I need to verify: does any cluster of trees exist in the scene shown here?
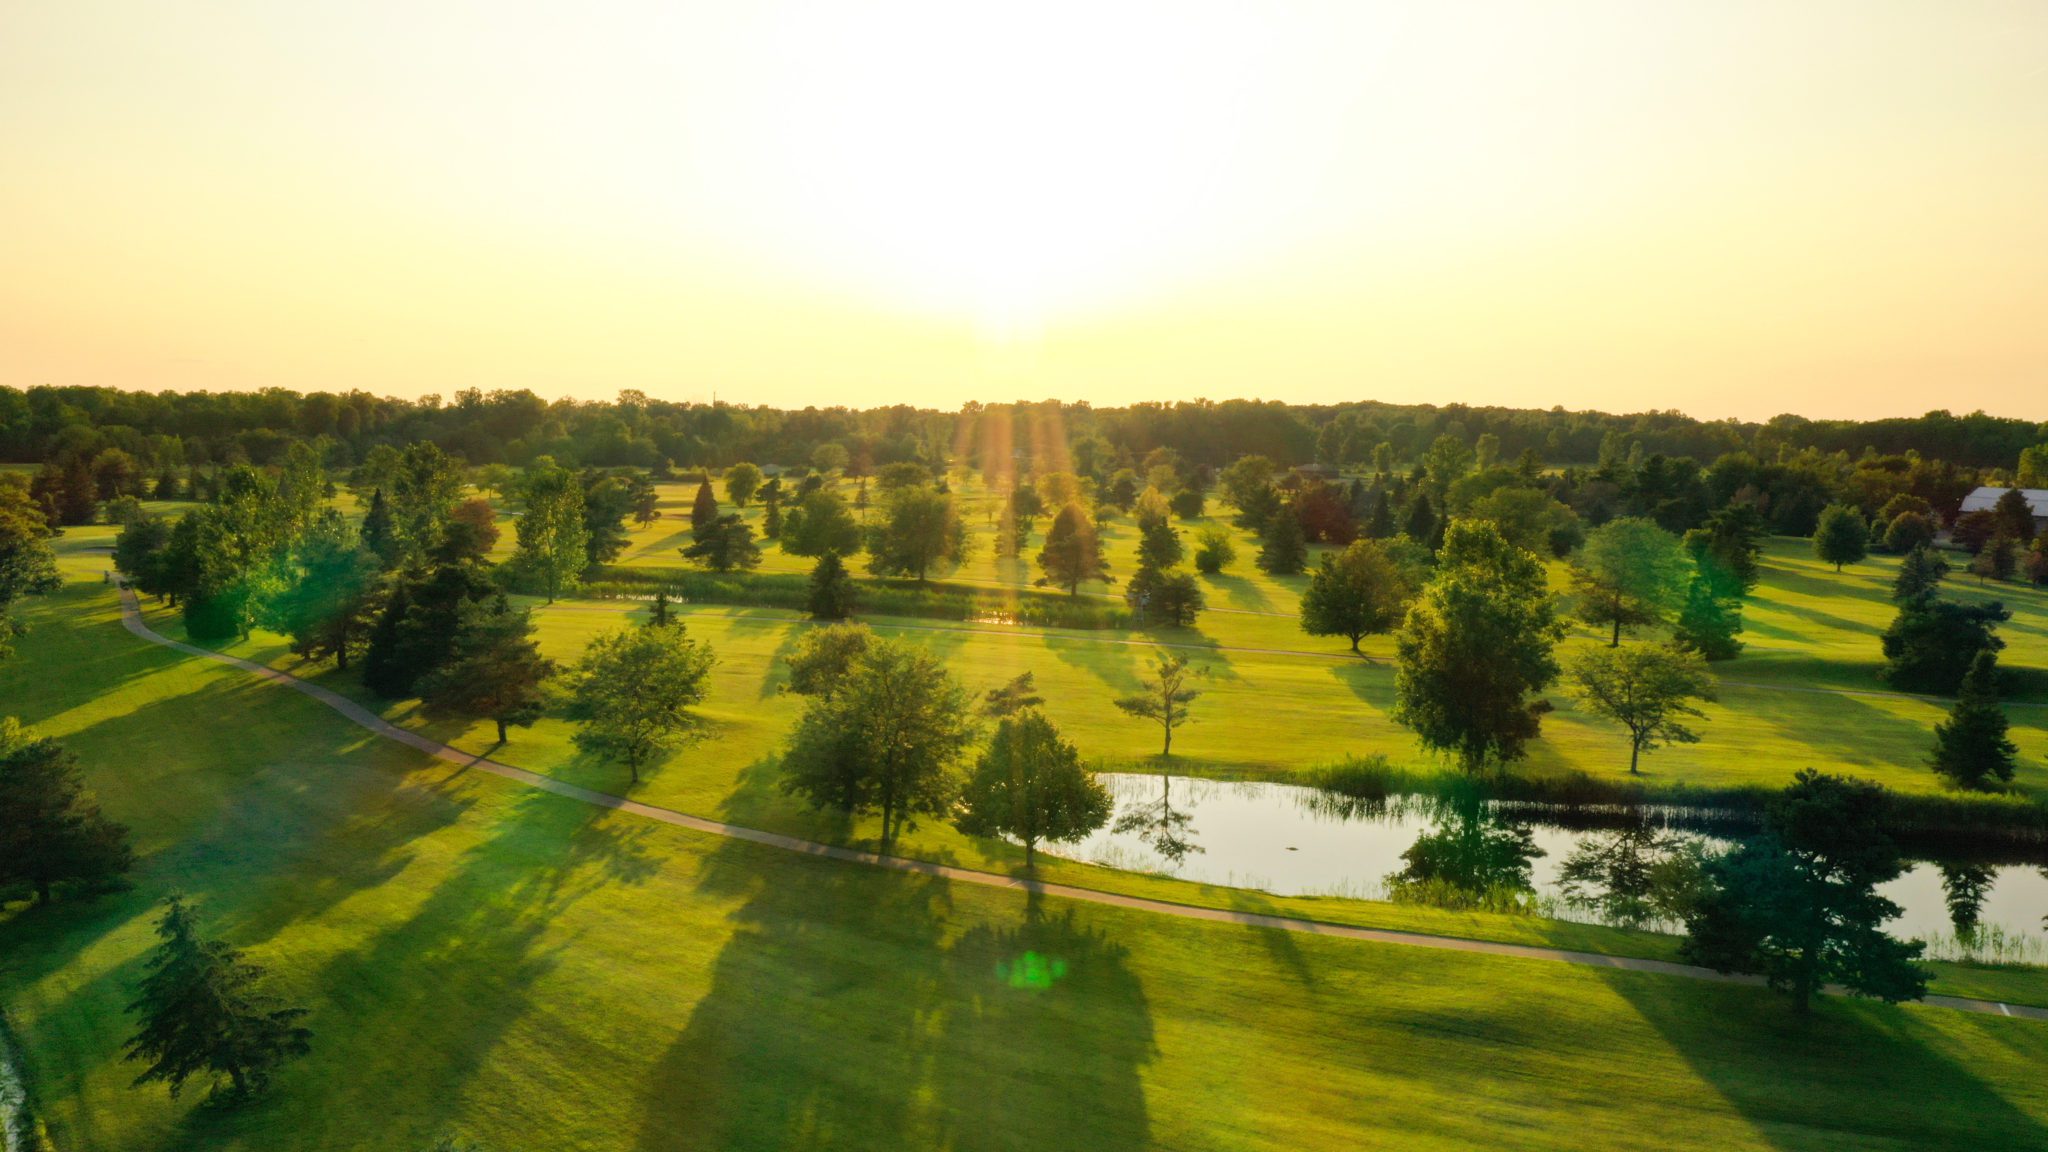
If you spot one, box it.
[776,626,1210,865]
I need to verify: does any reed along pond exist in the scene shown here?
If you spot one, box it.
[1043,773,2048,959]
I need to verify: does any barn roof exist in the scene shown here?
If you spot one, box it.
[1958,486,2048,515]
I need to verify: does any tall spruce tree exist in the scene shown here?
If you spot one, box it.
[0,722,133,903]
[125,896,312,1100]
[418,596,555,744]
[1256,507,1308,575]
[1928,651,2019,789]
[806,550,857,620]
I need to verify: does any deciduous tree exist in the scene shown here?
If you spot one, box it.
[956,711,1111,868]
[568,623,717,783]
[1570,518,1691,646]
[1393,521,1564,772]
[1114,652,1204,758]
[780,639,976,845]
[1566,643,1716,774]
[1812,503,1869,573]
[1299,538,1423,653]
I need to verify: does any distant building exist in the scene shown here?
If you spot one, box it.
[1289,463,1342,484]
[1958,486,2048,533]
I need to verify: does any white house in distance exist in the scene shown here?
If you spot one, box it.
[1958,486,2048,533]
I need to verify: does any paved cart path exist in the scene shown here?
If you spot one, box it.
[117,587,2047,1023]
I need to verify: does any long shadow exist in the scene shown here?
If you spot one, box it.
[640,842,1154,1151]
[1594,967,2048,1150]
[195,783,662,1148]
[638,837,952,1150]
[929,891,1155,1152]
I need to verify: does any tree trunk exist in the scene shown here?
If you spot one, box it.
[1024,838,1036,869]
[880,793,896,848]
[1611,618,1622,647]
[1162,723,1172,758]
[629,755,640,784]
[1350,635,1362,653]
[336,642,349,671]
[496,717,509,744]
[1629,740,1641,775]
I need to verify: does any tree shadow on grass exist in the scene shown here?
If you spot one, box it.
[1594,968,2048,1150]
[206,785,663,1149]
[1204,573,1278,614]
[642,843,1154,1152]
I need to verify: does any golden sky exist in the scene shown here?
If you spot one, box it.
[4,2,2045,421]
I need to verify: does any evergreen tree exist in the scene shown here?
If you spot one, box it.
[125,896,312,1100]
[1928,651,2019,790]
[1256,507,1308,575]
[806,551,858,620]
[360,487,399,569]
[1892,545,1949,605]
[1403,493,1437,551]
[0,722,132,903]
[1672,574,1744,661]
[762,494,783,539]
[1365,491,1397,540]
[1881,596,2008,695]
[682,513,762,572]
[1681,771,1926,1011]
[648,587,672,627]
[1992,487,2037,543]
[1812,503,1869,572]
[1683,504,1766,595]
[361,563,496,698]
[1136,517,1184,570]
[956,711,1112,868]
[1036,503,1109,593]
[690,479,719,536]
[418,596,555,744]
[981,671,1044,717]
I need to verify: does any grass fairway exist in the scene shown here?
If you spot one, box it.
[6,585,2048,1148]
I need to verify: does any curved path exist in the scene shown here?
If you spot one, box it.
[117,587,2048,1022]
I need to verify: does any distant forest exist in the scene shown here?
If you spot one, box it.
[4,385,2045,540]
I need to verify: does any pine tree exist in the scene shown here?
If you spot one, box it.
[1036,503,1109,593]
[417,596,555,744]
[1403,493,1437,552]
[1672,574,1744,661]
[1256,507,1308,575]
[125,896,312,1100]
[1929,651,2019,789]
[648,587,672,627]
[806,551,857,620]
[1892,545,1949,605]
[361,488,399,569]
[690,480,719,537]
[1366,491,1397,539]
[0,722,133,903]
[682,513,761,572]
[762,494,783,539]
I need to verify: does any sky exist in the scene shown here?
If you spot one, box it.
[3,1,2045,422]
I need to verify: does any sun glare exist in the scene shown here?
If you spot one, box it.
[702,3,1323,337]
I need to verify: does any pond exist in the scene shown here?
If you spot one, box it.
[1039,773,2048,961]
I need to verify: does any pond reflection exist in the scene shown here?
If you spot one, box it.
[1037,773,2048,958]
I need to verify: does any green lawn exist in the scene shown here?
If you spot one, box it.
[8,583,2048,1150]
